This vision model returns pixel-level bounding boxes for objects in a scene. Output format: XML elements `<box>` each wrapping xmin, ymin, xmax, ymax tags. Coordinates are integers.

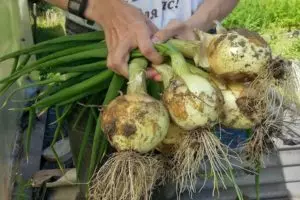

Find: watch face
<box><xmin>65</xmin><ymin>12</ymin><xmax>102</xmax><ymax>31</ymax></box>
<box><xmin>69</xmin><ymin>1</ymin><xmax>81</xmax><ymax>12</ymax></box>
<box><xmin>68</xmin><ymin>0</ymin><xmax>87</xmax><ymax>18</ymax></box>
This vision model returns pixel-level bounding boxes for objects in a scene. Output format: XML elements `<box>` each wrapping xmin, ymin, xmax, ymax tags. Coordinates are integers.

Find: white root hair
<box><xmin>88</xmin><ymin>151</ymin><xmax>165</xmax><ymax>200</ymax></box>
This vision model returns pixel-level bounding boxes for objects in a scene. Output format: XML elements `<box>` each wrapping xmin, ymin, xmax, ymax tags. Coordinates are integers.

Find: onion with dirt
<box><xmin>88</xmin><ymin>58</ymin><xmax>170</xmax><ymax>200</ymax></box>
<box><xmin>168</xmin><ymin>23</ymin><xmax>272</xmax><ymax>82</ymax></box>
<box><xmin>152</xmin><ymin>47</ymin><xmax>243</xmax><ymax>199</ymax></box>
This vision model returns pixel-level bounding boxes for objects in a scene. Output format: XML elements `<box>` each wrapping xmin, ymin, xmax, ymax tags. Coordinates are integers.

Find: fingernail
<box><xmin>154</xmin><ymin>74</ymin><xmax>162</xmax><ymax>82</ymax></box>
<box><xmin>151</xmin><ymin>36</ymin><xmax>161</xmax><ymax>44</ymax></box>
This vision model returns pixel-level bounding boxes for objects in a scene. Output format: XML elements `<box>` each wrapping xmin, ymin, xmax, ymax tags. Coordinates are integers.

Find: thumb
<box><xmin>152</xmin><ymin>28</ymin><xmax>176</xmax><ymax>43</ymax></box>
<box><xmin>152</xmin><ymin>20</ymin><xmax>185</xmax><ymax>42</ymax></box>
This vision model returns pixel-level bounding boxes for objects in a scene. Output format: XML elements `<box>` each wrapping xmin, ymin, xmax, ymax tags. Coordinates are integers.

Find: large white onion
<box><xmin>101</xmin><ymin>58</ymin><xmax>170</xmax><ymax>153</ymax></box>
<box><xmin>102</xmin><ymin>94</ymin><xmax>170</xmax><ymax>153</ymax></box>
<box><xmin>156</xmin><ymin>122</ymin><xmax>186</xmax><ymax>154</ymax></box>
<box><xmin>154</xmin><ymin>63</ymin><xmax>223</xmax><ymax>131</ymax></box>
<box><xmin>169</xmin><ymin>26</ymin><xmax>272</xmax><ymax>82</ymax></box>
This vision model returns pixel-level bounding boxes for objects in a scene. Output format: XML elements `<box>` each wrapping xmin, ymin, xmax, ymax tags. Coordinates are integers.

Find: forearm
<box><xmin>44</xmin><ymin>0</ymin><xmax>68</xmax><ymax>10</ymax></box>
<box><xmin>186</xmin><ymin>0</ymin><xmax>239</xmax><ymax>31</ymax></box>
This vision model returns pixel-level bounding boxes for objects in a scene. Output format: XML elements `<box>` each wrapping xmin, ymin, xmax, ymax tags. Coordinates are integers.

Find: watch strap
<box><xmin>68</xmin><ymin>0</ymin><xmax>88</xmax><ymax>19</ymax></box>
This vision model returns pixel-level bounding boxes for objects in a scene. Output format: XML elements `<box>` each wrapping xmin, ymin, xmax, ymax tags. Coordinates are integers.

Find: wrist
<box><xmin>84</xmin><ymin>0</ymin><xmax>119</xmax><ymax>22</ymax></box>
<box><xmin>186</xmin><ymin>16</ymin><xmax>210</xmax><ymax>32</ymax></box>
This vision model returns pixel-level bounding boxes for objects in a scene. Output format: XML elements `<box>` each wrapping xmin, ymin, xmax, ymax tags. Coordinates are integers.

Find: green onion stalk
<box><xmin>88</xmin><ymin>58</ymin><xmax>169</xmax><ymax>200</ymax></box>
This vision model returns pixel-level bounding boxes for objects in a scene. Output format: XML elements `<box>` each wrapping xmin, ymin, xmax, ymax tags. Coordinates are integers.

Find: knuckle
<box><xmin>140</xmin><ymin>46</ymin><xmax>154</xmax><ymax>56</ymax></box>
<box><xmin>110</xmin><ymin>61</ymin><xmax>121</xmax><ymax>69</ymax></box>
<box><xmin>107</xmin><ymin>55</ymin><xmax>122</xmax><ymax>69</ymax></box>
<box><xmin>107</xmin><ymin>58</ymin><xmax>114</xmax><ymax>69</ymax></box>
<box><xmin>154</xmin><ymin>32</ymin><xmax>163</xmax><ymax>40</ymax></box>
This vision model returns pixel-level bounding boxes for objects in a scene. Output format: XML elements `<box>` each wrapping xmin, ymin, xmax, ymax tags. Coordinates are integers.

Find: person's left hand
<box><xmin>146</xmin><ymin>20</ymin><xmax>196</xmax><ymax>81</ymax></box>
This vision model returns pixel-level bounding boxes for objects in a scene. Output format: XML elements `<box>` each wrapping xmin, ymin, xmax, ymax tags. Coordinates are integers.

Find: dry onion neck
<box><xmin>127</xmin><ymin>58</ymin><xmax>148</xmax><ymax>95</ymax></box>
<box><xmin>153</xmin><ymin>63</ymin><xmax>174</xmax><ymax>89</ymax></box>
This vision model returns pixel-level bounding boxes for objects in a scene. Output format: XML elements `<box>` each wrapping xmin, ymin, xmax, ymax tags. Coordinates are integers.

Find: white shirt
<box><xmin>66</xmin><ymin>0</ymin><xmax>204</xmax><ymax>30</ymax></box>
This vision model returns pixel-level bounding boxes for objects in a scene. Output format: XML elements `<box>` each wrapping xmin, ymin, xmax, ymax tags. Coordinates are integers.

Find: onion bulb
<box><xmin>153</xmin><ymin>45</ymin><xmax>242</xmax><ymax>199</ymax></box>
<box><xmin>89</xmin><ymin>58</ymin><xmax>169</xmax><ymax>200</ymax></box>
<box><xmin>102</xmin><ymin>94</ymin><xmax>170</xmax><ymax>153</ymax></box>
<box><xmin>188</xmin><ymin>64</ymin><xmax>276</xmax><ymax>166</ymax></box>
<box><xmin>210</xmin><ymin>76</ymin><xmax>260</xmax><ymax>129</ymax></box>
<box><xmin>156</xmin><ymin>122</ymin><xmax>186</xmax><ymax>154</ymax></box>
<box><xmin>153</xmin><ymin>46</ymin><xmax>223</xmax><ymax>130</ymax></box>
<box><xmin>168</xmin><ymin>24</ymin><xmax>272</xmax><ymax>82</ymax></box>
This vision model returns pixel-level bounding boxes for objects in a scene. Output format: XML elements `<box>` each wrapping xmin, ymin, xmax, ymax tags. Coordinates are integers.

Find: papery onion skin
<box><xmin>210</xmin><ymin>76</ymin><xmax>260</xmax><ymax>129</ymax></box>
<box><xmin>156</xmin><ymin>123</ymin><xmax>186</xmax><ymax>154</ymax></box>
<box><xmin>102</xmin><ymin>94</ymin><xmax>170</xmax><ymax>153</ymax></box>
<box><xmin>221</xmin><ymin>90</ymin><xmax>254</xmax><ymax>129</ymax></box>
<box><xmin>207</xmin><ymin>30</ymin><xmax>272</xmax><ymax>82</ymax></box>
<box><xmin>169</xmin><ymin>29</ymin><xmax>272</xmax><ymax>83</ymax></box>
<box><xmin>162</xmin><ymin>75</ymin><xmax>223</xmax><ymax>131</ymax></box>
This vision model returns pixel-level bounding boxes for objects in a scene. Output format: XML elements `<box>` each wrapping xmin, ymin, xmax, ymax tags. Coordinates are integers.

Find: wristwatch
<box><xmin>68</xmin><ymin>0</ymin><xmax>88</xmax><ymax>19</ymax></box>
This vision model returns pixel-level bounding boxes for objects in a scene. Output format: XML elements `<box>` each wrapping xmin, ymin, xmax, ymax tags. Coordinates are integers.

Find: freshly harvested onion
<box><xmin>169</xmin><ymin>25</ymin><xmax>272</xmax><ymax>82</ymax></box>
<box><xmin>102</xmin><ymin>94</ymin><xmax>170</xmax><ymax>153</ymax></box>
<box><xmin>153</xmin><ymin>46</ymin><xmax>242</xmax><ymax>199</ymax></box>
<box><xmin>89</xmin><ymin>58</ymin><xmax>169</xmax><ymax>200</ymax></box>
<box><xmin>188</xmin><ymin>64</ymin><xmax>259</xmax><ymax>129</ymax></box>
<box><xmin>209</xmin><ymin>76</ymin><xmax>259</xmax><ymax>129</ymax></box>
<box><xmin>154</xmin><ymin>62</ymin><xmax>223</xmax><ymax>131</ymax></box>
<box><xmin>156</xmin><ymin>122</ymin><xmax>186</xmax><ymax>154</ymax></box>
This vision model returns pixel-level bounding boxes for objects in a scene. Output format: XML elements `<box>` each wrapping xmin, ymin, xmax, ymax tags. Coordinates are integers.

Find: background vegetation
<box><xmin>223</xmin><ymin>0</ymin><xmax>300</xmax><ymax>59</ymax></box>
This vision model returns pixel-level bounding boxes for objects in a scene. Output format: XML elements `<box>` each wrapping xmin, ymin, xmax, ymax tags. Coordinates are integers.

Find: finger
<box><xmin>136</xmin><ymin>27</ymin><xmax>163</xmax><ymax>64</ymax></box>
<box><xmin>146</xmin><ymin>68</ymin><xmax>162</xmax><ymax>82</ymax></box>
<box><xmin>153</xmin><ymin>74</ymin><xmax>162</xmax><ymax>82</ymax></box>
<box><xmin>146</xmin><ymin>19</ymin><xmax>159</xmax><ymax>34</ymax></box>
<box><xmin>104</xmin><ymin>29</ymin><xmax>112</xmax><ymax>53</ymax></box>
<box><xmin>106</xmin><ymin>28</ymin><xmax>119</xmax><ymax>53</ymax></box>
<box><xmin>146</xmin><ymin>68</ymin><xmax>158</xmax><ymax>79</ymax></box>
<box><xmin>153</xmin><ymin>20</ymin><xmax>185</xmax><ymax>42</ymax></box>
<box><xmin>108</xmin><ymin>39</ymin><xmax>134</xmax><ymax>78</ymax></box>
<box><xmin>176</xmin><ymin>31</ymin><xmax>197</xmax><ymax>40</ymax></box>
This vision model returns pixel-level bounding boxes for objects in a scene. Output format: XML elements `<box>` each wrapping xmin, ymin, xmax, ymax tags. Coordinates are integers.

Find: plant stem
<box><xmin>168</xmin><ymin>39</ymin><xmax>200</xmax><ymax>59</ymax></box>
<box><xmin>76</xmin><ymin>109</ymin><xmax>95</xmax><ymax>180</ymax></box>
<box><xmin>127</xmin><ymin>58</ymin><xmax>148</xmax><ymax>95</ymax></box>
<box><xmin>153</xmin><ymin>64</ymin><xmax>174</xmax><ymax>88</ymax></box>
<box><xmin>155</xmin><ymin>43</ymin><xmax>191</xmax><ymax>76</ymax></box>
<box><xmin>50</xmin><ymin>61</ymin><xmax>107</xmax><ymax>73</ymax></box>
<box><xmin>88</xmin><ymin>74</ymin><xmax>126</xmax><ymax>181</ymax></box>
<box><xmin>26</xmin><ymin>108</ymin><xmax>36</xmax><ymax>161</ymax></box>
<box><xmin>32</xmin><ymin>70</ymin><xmax>113</xmax><ymax>109</ymax></box>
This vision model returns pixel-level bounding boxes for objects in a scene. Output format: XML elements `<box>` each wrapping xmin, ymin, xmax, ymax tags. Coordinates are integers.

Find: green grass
<box><xmin>223</xmin><ymin>0</ymin><xmax>300</xmax><ymax>32</ymax></box>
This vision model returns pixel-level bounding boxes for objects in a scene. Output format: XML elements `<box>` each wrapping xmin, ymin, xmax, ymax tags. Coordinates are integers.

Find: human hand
<box><xmin>84</xmin><ymin>0</ymin><xmax>163</xmax><ymax>78</ymax></box>
<box><xmin>147</xmin><ymin>20</ymin><xmax>196</xmax><ymax>81</ymax></box>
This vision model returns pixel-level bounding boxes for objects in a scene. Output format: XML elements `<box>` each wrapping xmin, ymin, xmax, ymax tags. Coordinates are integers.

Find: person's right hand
<box><xmin>84</xmin><ymin>0</ymin><xmax>163</xmax><ymax>78</ymax></box>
